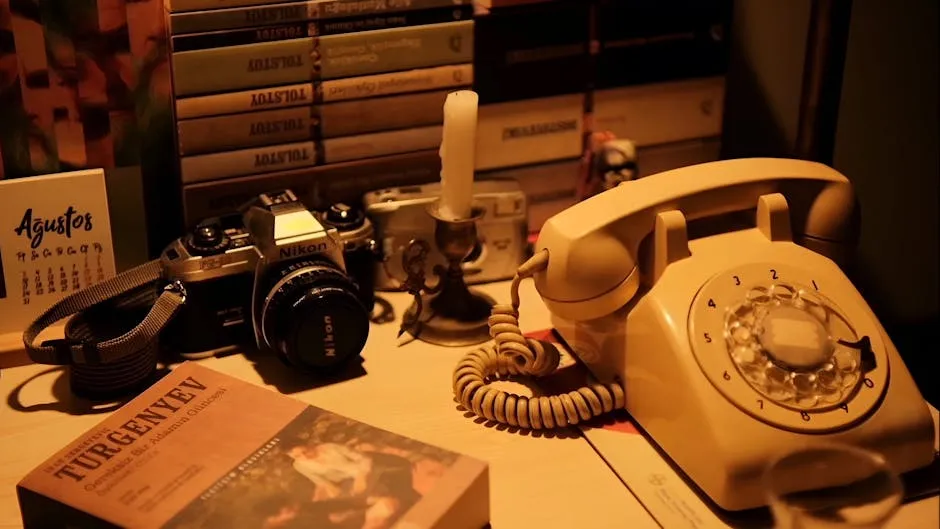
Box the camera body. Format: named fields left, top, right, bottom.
left=159, top=190, right=377, bottom=371
left=363, top=178, right=528, bottom=291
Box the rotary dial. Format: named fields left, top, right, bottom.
left=724, top=282, right=862, bottom=411
left=688, top=263, right=888, bottom=433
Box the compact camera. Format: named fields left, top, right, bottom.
left=363, top=179, right=528, bottom=291
left=159, top=190, right=377, bottom=372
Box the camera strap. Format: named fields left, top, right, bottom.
left=22, top=260, right=187, bottom=398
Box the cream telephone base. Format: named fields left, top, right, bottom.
left=452, top=158, right=936, bottom=512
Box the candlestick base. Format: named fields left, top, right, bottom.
left=403, top=203, right=495, bottom=347
left=403, top=290, right=495, bottom=347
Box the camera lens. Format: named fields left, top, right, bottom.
left=260, top=259, right=369, bottom=372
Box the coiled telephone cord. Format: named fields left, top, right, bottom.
left=452, top=250, right=625, bottom=430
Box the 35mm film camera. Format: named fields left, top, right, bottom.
left=160, top=190, right=378, bottom=372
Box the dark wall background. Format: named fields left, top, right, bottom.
left=723, top=0, right=939, bottom=405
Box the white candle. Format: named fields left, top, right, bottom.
left=438, top=90, right=477, bottom=220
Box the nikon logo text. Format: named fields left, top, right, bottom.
left=323, top=315, right=336, bottom=357
left=279, top=242, right=327, bottom=259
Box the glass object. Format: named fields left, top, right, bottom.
left=763, top=444, right=904, bottom=528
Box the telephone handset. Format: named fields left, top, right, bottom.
left=452, top=158, right=935, bottom=511
left=534, top=157, right=857, bottom=321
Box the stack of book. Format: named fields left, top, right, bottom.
left=471, top=0, right=732, bottom=234
left=471, top=0, right=590, bottom=233
left=590, top=0, right=731, bottom=179
left=166, top=0, right=474, bottom=224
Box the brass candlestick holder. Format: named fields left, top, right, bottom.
left=401, top=201, right=495, bottom=346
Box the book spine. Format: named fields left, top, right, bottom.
left=172, top=22, right=314, bottom=53
left=478, top=157, right=581, bottom=205
left=591, top=76, right=725, bottom=147
left=169, top=0, right=300, bottom=13
left=175, top=82, right=315, bottom=119
left=171, top=6, right=473, bottom=52
left=477, top=157, right=582, bottom=233
left=318, top=88, right=451, bottom=137
left=174, top=63, right=471, bottom=119
left=319, top=62, right=471, bottom=102
left=474, top=93, right=584, bottom=171
left=527, top=196, right=578, bottom=233
left=181, top=149, right=441, bottom=224
left=177, top=106, right=315, bottom=155
left=171, top=20, right=474, bottom=96
left=635, top=137, right=721, bottom=178
left=180, top=140, right=318, bottom=183
left=472, top=0, right=590, bottom=104
left=321, top=124, right=442, bottom=164
left=475, top=0, right=555, bottom=9
left=170, top=0, right=470, bottom=35
left=177, top=88, right=454, bottom=154
left=594, top=0, right=731, bottom=90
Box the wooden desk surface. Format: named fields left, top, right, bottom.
left=0, top=281, right=659, bottom=529
left=0, top=280, right=937, bottom=528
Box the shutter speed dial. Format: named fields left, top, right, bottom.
left=184, top=220, right=230, bottom=256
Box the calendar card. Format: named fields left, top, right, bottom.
left=0, top=169, right=116, bottom=339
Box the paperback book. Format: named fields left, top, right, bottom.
left=167, top=0, right=292, bottom=13
left=181, top=149, right=441, bottom=225
left=176, top=88, right=454, bottom=154
left=635, top=137, right=722, bottom=179
left=174, top=63, right=473, bottom=118
left=171, top=20, right=474, bottom=96
left=171, top=6, right=473, bottom=51
left=473, top=0, right=590, bottom=104
left=474, top=93, right=585, bottom=171
left=591, top=76, right=726, bottom=148
left=17, top=362, right=490, bottom=529
left=593, top=0, right=732, bottom=89
left=179, top=125, right=443, bottom=183
left=477, top=157, right=580, bottom=233
left=169, top=0, right=472, bottom=35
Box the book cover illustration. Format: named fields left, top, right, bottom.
left=165, top=406, right=461, bottom=529
left=0, top=0, right=172, bottom=180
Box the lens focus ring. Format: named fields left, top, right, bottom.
left=261, top=259, right=369, bottom=372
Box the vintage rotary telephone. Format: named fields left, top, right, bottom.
left=453, top=158, right=936, bottom=511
